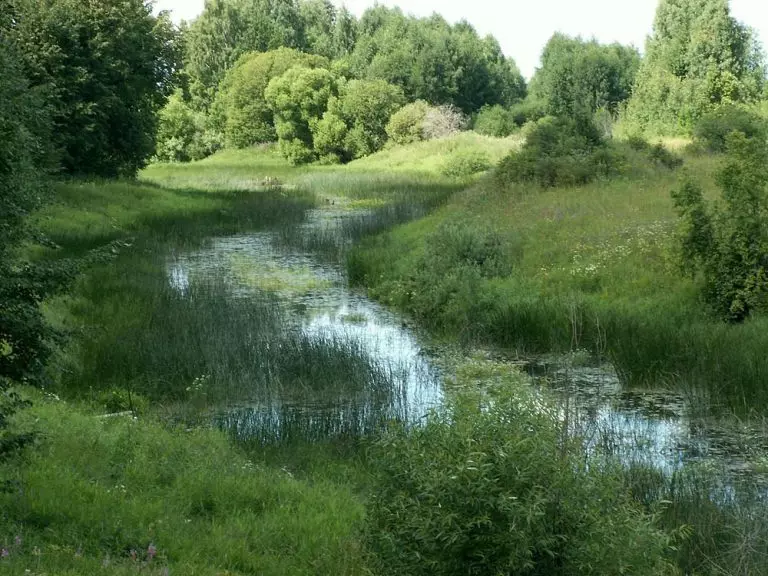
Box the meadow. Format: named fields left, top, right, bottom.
left=3, top=134, right=768, bottom=575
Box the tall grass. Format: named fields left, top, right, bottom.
left=0, top=401, right=366, bottom=575
left=348, top=150, right=768, bottom=414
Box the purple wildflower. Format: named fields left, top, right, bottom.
left=1, top=548, right=9, bottom=558
left=147, top=543, right=157, bottom=561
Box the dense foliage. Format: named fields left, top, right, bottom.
left=496, top=116, right=619, bottom=188
left=673, top=133, right=768, bottom=321
left=624, top=0, right=765, bottom=135
left=184, top=0, right=356, bottom=108
left=367, top=365, right=674, bottom=576
left=473, top=104, right=518, bottom=137
left=316, top=79, right=405, bottom=162
left=4, top=0, right=180, bottom=177
left=530, top=34, right=641, bottom=119
left=265, top=65, right=339, bottom=163
left=347, top=7, right=526, bottom=113
left=212, top=48, right=329, bottom=149
left=693, top=104, right=767, bottom=152
left=0, top=42, right=53, bottom=456
left=155, top=90, right=219, bottom=163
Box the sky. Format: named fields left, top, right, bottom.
left=154, top=0, right=768, bottom=79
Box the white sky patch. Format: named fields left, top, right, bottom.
left=153, top=0, right=768, bottom=79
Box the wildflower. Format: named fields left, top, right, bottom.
left=147, top=543, right=157, bottom=561
left=102, top=553, right=111, bottom=568
left=14, top=535, right=21, bottom=546
left=130, top=549, right=137, bottom=561
left=1, top=548, right=9, bottom=558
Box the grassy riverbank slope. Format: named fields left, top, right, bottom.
left=350, top=146, right=768, bottom=414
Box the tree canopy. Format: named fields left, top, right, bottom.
left=529, top=34, right=641, bottom=119
left=624, top=0, right=765, bottom=135
left=347, top=7, right=526, bottom=113
left=213, top=48, right=329, bottom=148
left=3, top=0, right=180, bottom=177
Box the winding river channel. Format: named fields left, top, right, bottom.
left=166, top=197, right=768, bottom=488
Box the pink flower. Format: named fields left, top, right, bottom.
left=147, top=543, right=157, bottom=561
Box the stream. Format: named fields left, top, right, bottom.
left=166, top=198, right=768, bottom=486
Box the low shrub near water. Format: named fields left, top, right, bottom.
left=366, top=361, right=675, bottom=576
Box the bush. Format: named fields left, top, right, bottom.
left=693, top=104, right=767, bottom=153
left=422, top=104, right=468, bottom=140
left=329, top=79, right=406, bottom=160
left=648, top=143, right=683, bottom=170
left=673, top=132, right=768, bottom=322
left=366, top=361, right=675, bottom=576
left=440, top=150, right=492, bottom=178
left=496, top=116, right=621, bottom=188
left=265, top=65, right=339, bottom=164
left=473, top=105, right=516, bottom=137
left=385, top=100, right=430, bottom=145
left=509, top=98, right=547, bottom=127
left=155, top=91, right=221, bottom=163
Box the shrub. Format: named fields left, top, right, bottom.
left=422, top=104, right=468, bottom=140
left=366, top=361, right=675, bottom=576
left=386, top=100, right=430, bottom=145
left=329, top=79, right=406, bottom=160
left=672, top=132, right=768, bottom=321
left=693, top=104, right=767, bottom=153
left=473, top=105, right=516, bottom=137
left=648, top=143, right=683, bottom=170
left=155, top=91, right=221, bottom=163
left=440, top=150, right=492, bottom=178
left=496, top=116, right=620, bottom=188
left=265, top=65, right=339, bottom=164
left=509, top=98, right=547, bottom=127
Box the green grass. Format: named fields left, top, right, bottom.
left=0, top=399, right=366, bottom=576
left=350, top=148, right=768, bottom=413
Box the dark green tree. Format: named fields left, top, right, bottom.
left=5, top=0, right=180, bottom=178
left=0, top=40, right=57, bottom=456
left=348, top=7, right=525, bottom=113
left=625, top=0, right=765, bottom=135
left=529, top=34, right=641, bottom=119
left=673, top=133, right=768, bottom=321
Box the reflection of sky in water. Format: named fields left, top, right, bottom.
left=167, top=224, right=442, bottom=441
left=538, top=364, right=768, bottom=484
left=166, top=206, right=768, bottom=484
